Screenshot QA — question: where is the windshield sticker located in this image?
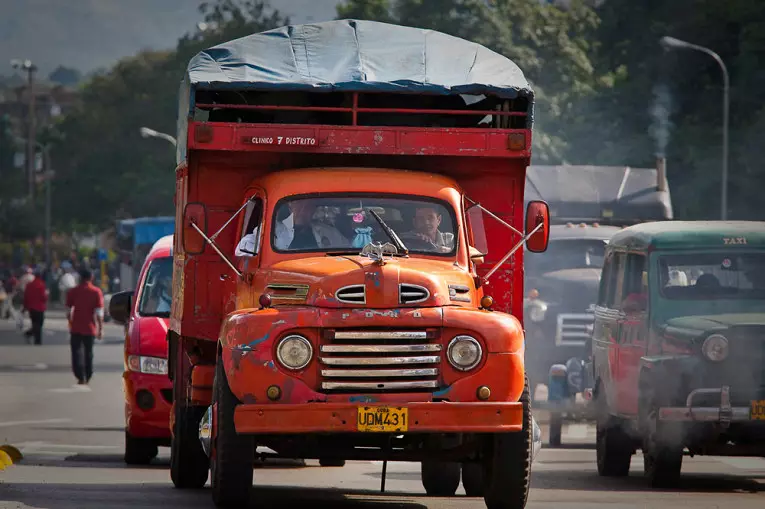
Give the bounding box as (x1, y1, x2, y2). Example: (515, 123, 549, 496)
(723, 236, 747, 245)
(721, 258, 732, 269)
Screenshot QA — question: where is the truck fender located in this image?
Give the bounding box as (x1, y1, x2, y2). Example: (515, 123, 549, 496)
(639, 355, 697, 406)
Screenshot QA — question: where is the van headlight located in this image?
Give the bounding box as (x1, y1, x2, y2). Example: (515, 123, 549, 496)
(447, 335, 482, 371)
(701, 334, 729, 362)
(127, 355, 168, 375)
(276, 335, 313, 370)
(527, 301, 548, 322)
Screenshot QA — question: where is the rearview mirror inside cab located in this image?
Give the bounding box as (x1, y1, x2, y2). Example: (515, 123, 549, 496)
(525, 200, 550, 253)
(183, 202, 207, 254)
(109, 290, 134, 325)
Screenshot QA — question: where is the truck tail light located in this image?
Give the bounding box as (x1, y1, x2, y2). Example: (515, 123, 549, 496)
(507, 133, 526, 150)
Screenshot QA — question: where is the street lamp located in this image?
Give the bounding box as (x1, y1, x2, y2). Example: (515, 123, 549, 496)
(139, 126, 177, 147)
(660, 36, 730, 220)
(11, 58, 38, 198)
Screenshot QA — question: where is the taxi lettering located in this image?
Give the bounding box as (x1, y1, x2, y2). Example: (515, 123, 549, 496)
(723, 237, 747, 245)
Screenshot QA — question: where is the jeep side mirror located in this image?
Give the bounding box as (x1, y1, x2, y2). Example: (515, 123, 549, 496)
(109, 290, 134, 325)
(183, 202, 207, 255)
(469, 246, 485, 265)
(525, 200, 550, 253)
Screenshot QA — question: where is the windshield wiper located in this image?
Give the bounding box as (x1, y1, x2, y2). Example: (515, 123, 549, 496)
(368, 209, 408, 255)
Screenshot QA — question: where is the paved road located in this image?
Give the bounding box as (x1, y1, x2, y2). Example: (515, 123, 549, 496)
(1, 312, 764, 509)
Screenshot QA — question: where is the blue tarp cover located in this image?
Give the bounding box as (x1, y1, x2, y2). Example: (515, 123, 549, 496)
(178, 20, 533, 163)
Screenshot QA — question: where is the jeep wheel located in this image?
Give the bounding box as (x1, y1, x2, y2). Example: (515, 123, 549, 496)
(595, 416, 632, 477)
(170, 404, 209, 488)
(421, 461, 460, 496)
(211, 359, 255, 508)
(640, 381, 683, 488)
(481, 377, 532, 509)
(461, 462, 484, 497)
(548, 412, 563, 447)
(124, 432, 158, 465)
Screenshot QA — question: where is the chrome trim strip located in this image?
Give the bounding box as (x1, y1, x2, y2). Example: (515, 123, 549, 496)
(336, 284, 366, 304)
(320, 344, 441, 353)
(321, 380, 439, 390)
(333, 331, 428, 340)
(398, 283, 430, 304)
(321, 368, 438, 378)
(320, 355, 440, 366)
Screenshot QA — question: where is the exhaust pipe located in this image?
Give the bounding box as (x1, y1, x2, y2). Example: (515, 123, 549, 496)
(656, 157, 667, 192)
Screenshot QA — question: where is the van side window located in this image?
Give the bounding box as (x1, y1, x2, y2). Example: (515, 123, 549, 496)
(621, 253, 647, 312)
(606, 252, 626, 309)
(235, 197, 264, 257)
(597, 252, 613, 307)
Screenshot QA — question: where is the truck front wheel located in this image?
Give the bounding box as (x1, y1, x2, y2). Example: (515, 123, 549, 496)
(421, 461, 460, 496)
(481, 377, 532, 509)
(461, 462, 484, 496)
(170, 404, 209, 488)
(211, 359, 255, 508)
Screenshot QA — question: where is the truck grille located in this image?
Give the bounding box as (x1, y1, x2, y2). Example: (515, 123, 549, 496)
(336, 284, 366, 304)
(555, 313, 594, 347)
(399, 284, 430, 304)
(320, 330, 441, 392)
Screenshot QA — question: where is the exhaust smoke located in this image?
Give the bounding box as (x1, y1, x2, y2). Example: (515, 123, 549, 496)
(650, 84, 674, 158)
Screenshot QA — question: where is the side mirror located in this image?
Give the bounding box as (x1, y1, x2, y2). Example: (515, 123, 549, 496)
(109, 290, 134, 325)
(469, 246, 485, 265)
(183, 203, 207, 255)
(525, 200, 550, 253)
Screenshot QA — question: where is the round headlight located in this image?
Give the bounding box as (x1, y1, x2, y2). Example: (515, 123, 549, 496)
(447, 335, 482, 371)
(528, 302, 548, 322)
(276, 335, 313, 370)
(702, 334, 729, 362)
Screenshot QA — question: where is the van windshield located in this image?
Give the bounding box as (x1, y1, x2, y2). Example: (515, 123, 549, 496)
(138, 257, 173, 317)
(270, 194, 457, 256)
(658, 252, 765, 300)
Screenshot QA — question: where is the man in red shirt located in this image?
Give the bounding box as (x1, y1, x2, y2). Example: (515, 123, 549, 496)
(22, 269, 49, 345)
(66, 269, 104, 385)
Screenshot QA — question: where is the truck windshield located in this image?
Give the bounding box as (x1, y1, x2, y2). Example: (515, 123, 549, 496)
(526, 239, 607, 274)
(271, 195, 456, 256)
(138, 256, 173, 317)
(659, 252, 765, 300)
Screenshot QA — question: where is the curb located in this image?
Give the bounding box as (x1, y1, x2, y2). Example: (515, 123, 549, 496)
(0, 445, 23, 470)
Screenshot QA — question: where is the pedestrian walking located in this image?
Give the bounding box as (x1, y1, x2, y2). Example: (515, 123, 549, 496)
(66, 268, 104, 385)
(22, 269, 49, 345)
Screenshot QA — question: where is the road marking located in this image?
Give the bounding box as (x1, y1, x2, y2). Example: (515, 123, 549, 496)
(49, 385, 92, 393)
(13, 363, 48, 371)
(0, 418, 72, 428)
(15, 442, 119, 450)
(719, 457, 765, 471)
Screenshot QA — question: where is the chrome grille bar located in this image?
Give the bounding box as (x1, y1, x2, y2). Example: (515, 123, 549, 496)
(321, 380, 439, 391)
(320, 355, 440, 366)
(334, 331, 428, 340)
(321, 368, 438, 378)
(321, 344, 441, 353)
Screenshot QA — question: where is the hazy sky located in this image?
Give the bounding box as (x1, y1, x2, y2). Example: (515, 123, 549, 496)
(1, 0, 341, 76)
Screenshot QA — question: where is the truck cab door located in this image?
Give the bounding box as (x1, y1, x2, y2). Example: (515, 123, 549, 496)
(592, 250, 623, 411)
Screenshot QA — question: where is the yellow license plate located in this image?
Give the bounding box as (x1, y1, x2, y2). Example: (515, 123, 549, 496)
(751, 400, 765, 420)
(357, 406, 408, 432)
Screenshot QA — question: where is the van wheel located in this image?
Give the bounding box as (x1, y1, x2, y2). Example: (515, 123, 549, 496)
(319, 458, 346, 467)
(124, 432, 158, 465)
(211, 359, 255, 508)
(481, 377, 532, 509)
(549, 412, 563, 447)
(461, 462, 484, 496)
(421, 461, 460, 496)
(170, 404, 209, 488)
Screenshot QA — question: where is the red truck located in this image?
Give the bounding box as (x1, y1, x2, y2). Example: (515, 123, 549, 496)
(168, 20, 549, 509)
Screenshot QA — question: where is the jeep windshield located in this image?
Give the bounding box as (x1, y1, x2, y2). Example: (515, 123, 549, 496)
(270, 194, 457, 256)
(526, 239, 607, 274)
(658, 252, 765, 300)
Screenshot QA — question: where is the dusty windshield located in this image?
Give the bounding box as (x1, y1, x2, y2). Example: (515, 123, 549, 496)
(658, 252, 765, 300)
(137, 257, 173, 316)
(270, 195, 456, 255)
(526, 239, 607, 274)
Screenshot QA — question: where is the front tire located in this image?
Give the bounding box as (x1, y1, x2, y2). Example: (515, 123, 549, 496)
(421, 461, 460, 496)
(170, 404, 209, 488)
(211, 358, 255, 508)
(640, 379, 683, 488)
(481, 377, 532, 509)
(124, 432, 158, 465)
(461, 462, 484, 496)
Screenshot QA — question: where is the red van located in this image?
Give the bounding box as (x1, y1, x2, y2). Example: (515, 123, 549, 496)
(109, 234, 173, 464)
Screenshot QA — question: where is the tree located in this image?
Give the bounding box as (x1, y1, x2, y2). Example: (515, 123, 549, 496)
(48, 66, 82, 87)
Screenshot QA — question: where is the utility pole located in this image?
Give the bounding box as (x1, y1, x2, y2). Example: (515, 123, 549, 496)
(43, 145, 52, 266)
(11, 59, 38, 199)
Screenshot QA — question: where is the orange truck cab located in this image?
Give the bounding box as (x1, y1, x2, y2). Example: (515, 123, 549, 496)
(168, 20, 549, 509)
(109, 234, 174, 464)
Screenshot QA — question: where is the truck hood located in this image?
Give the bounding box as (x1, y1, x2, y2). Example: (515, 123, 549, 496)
(260, 255, 475, 308)
(665, 313, 765, 335)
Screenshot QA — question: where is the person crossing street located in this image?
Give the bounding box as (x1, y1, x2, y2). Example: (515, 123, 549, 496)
(22, 269, 49, 345)
(65, 269, 105, 385)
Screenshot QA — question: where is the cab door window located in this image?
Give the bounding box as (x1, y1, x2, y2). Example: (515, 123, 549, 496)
(606, 252, 626, 310)
(621, 254, 647, 313)
(235, 197, 264, 257)
(598, 252, 614, 307)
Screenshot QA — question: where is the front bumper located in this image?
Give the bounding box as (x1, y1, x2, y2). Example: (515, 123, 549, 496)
(659, 386, 763, 424)
(123, 371, 173, 438)
(234, 401, 523, 434)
